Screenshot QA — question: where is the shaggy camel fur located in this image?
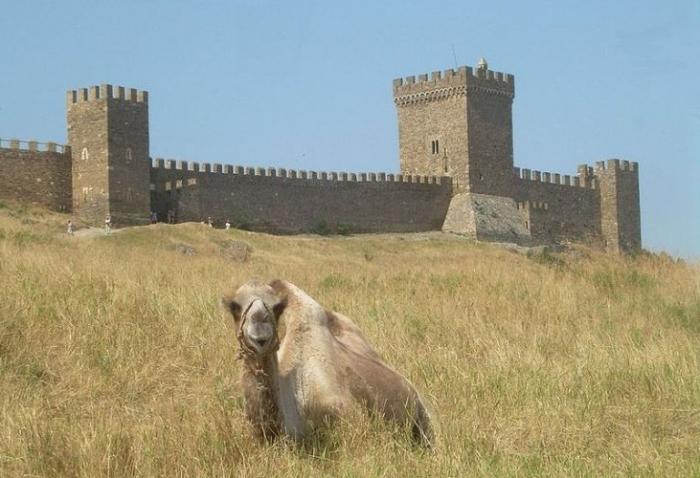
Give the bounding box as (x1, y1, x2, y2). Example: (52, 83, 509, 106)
(222, 279, 435, 447)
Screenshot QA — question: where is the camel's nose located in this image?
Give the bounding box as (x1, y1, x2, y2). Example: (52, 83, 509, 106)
(253, 337, 268, 348)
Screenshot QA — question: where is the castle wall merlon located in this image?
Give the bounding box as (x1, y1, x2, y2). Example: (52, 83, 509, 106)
(66, 84, 148, 104)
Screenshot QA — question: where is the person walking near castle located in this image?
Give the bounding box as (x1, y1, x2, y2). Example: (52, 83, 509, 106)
(66, 220, 74, 236)
(104, 214, 112, 235)
(225, 219, 231, 231)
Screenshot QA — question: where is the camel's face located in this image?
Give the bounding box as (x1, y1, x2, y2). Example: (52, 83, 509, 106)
(223, 281, 287, 358)
(240, 298, 276, 355)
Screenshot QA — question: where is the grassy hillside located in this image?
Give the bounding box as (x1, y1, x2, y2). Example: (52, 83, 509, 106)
(0, 202, 698, 477)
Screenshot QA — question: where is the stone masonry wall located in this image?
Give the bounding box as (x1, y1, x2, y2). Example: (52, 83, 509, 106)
(466, 87, 514, 197)
(0, 141, 72, 211)
(106, 89, 151, 225)
(513, 167, 602, 245)
(150, 161, 453, 233)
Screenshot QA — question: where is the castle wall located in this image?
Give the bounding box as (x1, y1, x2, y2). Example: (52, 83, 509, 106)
(0, 141, 72, 211)
(150, 161, 453, 233)
(512, 167, 601, 245)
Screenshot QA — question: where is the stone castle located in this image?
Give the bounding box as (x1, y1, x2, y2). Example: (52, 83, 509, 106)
(0, 59, 641, 253)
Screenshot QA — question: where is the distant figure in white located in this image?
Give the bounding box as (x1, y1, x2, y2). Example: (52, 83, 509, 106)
(66, 220, 74, 236)
(104, 215, 112, 235)
(225, 219, 231, 230)
(222, 279, 435, 447)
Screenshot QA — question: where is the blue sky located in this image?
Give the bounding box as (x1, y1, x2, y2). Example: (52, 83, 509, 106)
(1, 1, 698, 258)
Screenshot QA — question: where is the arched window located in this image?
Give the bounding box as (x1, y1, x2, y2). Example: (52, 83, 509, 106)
(125, 147, 132, 163)
(81, 147, 89, 161)
(429, 139, 441, 155)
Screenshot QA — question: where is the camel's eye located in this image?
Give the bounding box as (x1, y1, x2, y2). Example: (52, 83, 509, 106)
(272, 298, 287, 321)
(223, 298, 241, 322)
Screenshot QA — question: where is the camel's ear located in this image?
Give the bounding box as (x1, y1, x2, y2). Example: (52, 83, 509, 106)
(221, 295, 242, 322)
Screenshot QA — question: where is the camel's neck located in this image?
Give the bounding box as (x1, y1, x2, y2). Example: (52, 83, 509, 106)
(242, 350, 307, 440)
(241, 354, 282, 439)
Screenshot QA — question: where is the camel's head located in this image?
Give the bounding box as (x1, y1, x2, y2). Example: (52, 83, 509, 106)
(222, 280, 287, 358)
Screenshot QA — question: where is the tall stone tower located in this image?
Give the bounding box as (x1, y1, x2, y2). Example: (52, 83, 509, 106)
(67, 85, 150, 226)
(393, 58, 515, 195)
(393, 60, 529, 243)
(596, 159, 642, 253)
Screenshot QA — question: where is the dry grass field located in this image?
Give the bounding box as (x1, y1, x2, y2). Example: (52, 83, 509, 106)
(0, 202, 698, 477)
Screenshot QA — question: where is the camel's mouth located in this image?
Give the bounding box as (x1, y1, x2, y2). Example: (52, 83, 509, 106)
(244, 328, 275, 354)
(241, 300, 277, 356)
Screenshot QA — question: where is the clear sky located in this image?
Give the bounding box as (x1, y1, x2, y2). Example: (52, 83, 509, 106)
(1, 1, 698, 258)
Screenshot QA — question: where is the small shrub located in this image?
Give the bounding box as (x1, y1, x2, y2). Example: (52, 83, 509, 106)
(310, 219, 331, 236)
(526, 249, 565, 268)
(336, 223, 352, 236)
(230, 215, 251, 231)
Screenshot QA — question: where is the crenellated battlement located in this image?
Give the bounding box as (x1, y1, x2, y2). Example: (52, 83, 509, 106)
(594, 159, 639, 173)
(393, 61, 514, 106)
(150, 158, 451, 185)
(66, 84, 148, 105)
(0, 138, 70, 154)
(513, 165, 597, 189)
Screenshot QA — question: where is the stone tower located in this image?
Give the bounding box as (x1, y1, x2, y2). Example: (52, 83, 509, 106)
(393, 58, 515, 195)
(67, 85, 150, 226)
(393, 60, 529, 243)
(595, 159, 641, 253)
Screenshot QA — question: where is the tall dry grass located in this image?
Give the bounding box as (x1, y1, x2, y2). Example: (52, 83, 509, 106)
(0, 202, 698, 477)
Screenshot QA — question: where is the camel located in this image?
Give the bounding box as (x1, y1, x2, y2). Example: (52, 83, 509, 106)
(221, 278, 435, 447)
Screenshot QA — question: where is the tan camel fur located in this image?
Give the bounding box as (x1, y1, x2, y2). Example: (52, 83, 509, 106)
(222, 279, 435, 447)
